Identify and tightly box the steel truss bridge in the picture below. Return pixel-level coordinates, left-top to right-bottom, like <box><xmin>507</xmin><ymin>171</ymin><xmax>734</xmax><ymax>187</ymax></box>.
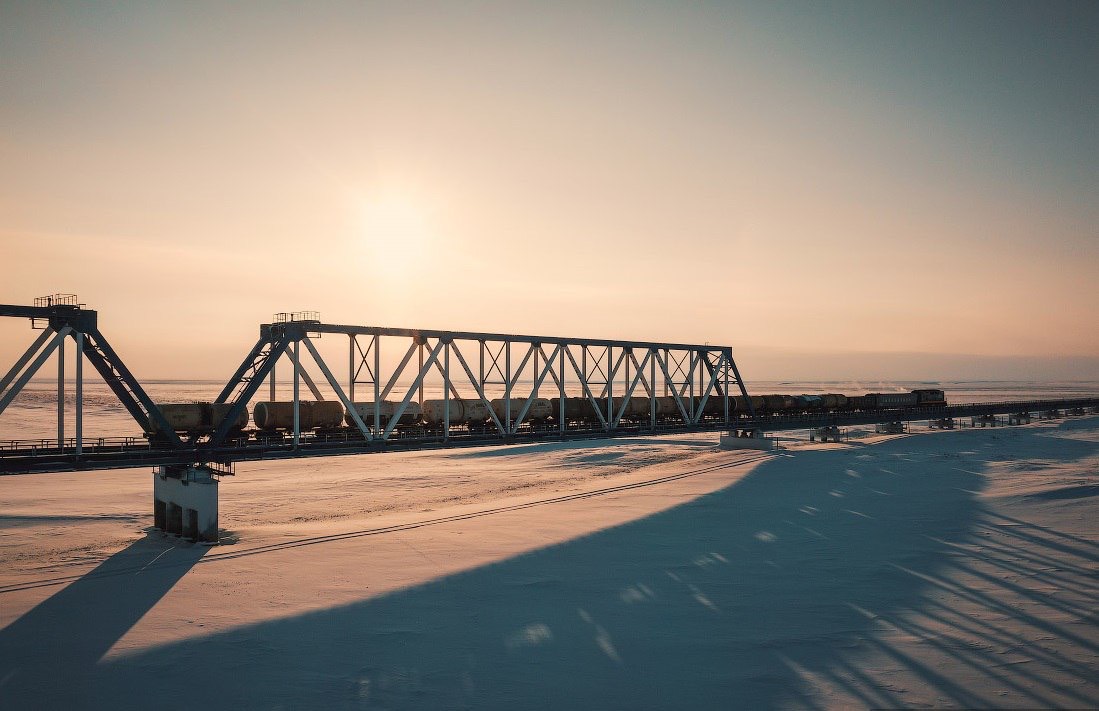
<box><xmin>2</xmin><ymin>298</ymin><xmax>1097</xmax><ymax>475</ymax></box>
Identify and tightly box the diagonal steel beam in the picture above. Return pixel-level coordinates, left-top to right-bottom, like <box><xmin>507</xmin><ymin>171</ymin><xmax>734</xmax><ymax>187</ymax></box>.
<box><xmin>564</xmin><ymin>347</ymin><xmax>608</xmax><ymax>429</ymax></box>
<box><xmin>654</xmin><ymin>350</ymin><xmax>691</xmax><ymax>423</ymax></box>
<box><xmin>612</xmin><ymin>350</ymin><xmax>652</xmax><ymax>426</ymax></box>
<box><xmin>284</xmin><ymin>346</ymin><xmax>324</xmax><ymax>400</ymax></box>
<box><xmin>215</xmin><ymin>335</ymin><xmax>268</xmax><ymax>403</ymax></box>
<box><xmin>79</xmin><ymin>328</ymin><xmax>184</xmax><ymax>447</ymax></box>
<box><xmin>302</xmin><ymin>336</ymin><xmax>371</xmax><ymax>441</ymax></box>
<box><xmin>511</xmin><ymin>344</ymin><xmax>562</xmax><ymax>432</ymax></box>
<box><xmin>0</xmin><ymin>327</ymin><xmax>67</xmax><ymax>416</ymax></box>
<box><xmin>692</xmin><ymin>352</ymin><xmax>724</xmax><ymax>424</ymax></box>
<box><xmin>208</xmin><ymin>337</ymin><xmax>290</xmax><ymax>446</ymax></box>
<box><xmin>382</xmin><ymin>340</ymin><xmax>445</xmax><ymax>439</ymax></box>
<box><xmin>450</xmin><ymin>341</ymin><xmax>507</xmax><ymax>435</ymax></box>
<box><xmin>380</xmin><ymin>341</ymin><xmax>419</xmax><ymax>400</ymax></box>
<box><xmin>0</xmin><ymin>327</ymin><xmax>54</xmax><ymax>397</ymax></box>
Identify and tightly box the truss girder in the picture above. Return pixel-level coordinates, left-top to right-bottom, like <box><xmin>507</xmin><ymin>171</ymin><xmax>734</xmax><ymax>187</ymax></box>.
<box><xmin>197</xmin><ymin>323</ymin><xmax>749</xmax><ymax>451</ymax></box>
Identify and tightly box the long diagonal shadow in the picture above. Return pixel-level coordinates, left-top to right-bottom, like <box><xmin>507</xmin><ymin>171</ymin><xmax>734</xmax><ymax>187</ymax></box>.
<box><xmin>4</xmin><ymin>420</ymin><xmax>1097</xmax><ymax>709</ymax></box>
<box><xmin>0</xmin><ymin>535</ymin><xmax>206</xmax><ymax>708</ymax></box>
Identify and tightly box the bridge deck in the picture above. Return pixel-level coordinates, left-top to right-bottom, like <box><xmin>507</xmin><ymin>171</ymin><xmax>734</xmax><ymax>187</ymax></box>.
<box><xmin>2</xmin><ymin>397</ymin><xmax>1096</xmax><ymax>475</ymax></box>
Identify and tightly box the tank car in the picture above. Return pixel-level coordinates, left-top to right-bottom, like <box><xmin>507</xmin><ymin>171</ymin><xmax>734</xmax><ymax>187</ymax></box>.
<box><xmin>491</xmin><ymin>397</ymin><xmax>553</xmax><ymax>422</ymax></box>
<box><xmin>346</xmin><ymin>401</ymin><xmax>422</xmax><ymax>428</ymax></box>
<box><xmin>252</xmin><ymin>401</ymin><xmax>345</xmax><ymax>430</ymax></box>
<box><xmin>422</xmin><ymin>398</ymin><xmax>491</xmax><ymax>425</ymax></box>
<box><xmin>146</xmin><ymin>402</ymin><xmax>248</xmax><ymax>436</ymax></box>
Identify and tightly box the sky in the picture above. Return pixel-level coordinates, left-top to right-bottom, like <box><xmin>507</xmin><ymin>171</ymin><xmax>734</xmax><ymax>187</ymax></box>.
<box><xmin>1</xmin><ymin>1</ymin><xmax>1097</xmax><ymax>381</ymax></box>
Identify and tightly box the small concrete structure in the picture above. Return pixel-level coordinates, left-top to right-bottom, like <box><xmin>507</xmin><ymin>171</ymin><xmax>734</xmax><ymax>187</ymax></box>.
<box><xmin>1040</xmin><ymin>410</ymin><xmax>1061</xmax><ymax>420</ymax></box>
<box><xmin>719</xmin><ymin>429</ymin><xmax>774</xmax><ymax>451</ymax></box>
<box><xmin>1068</xmin><ymin>407</ymin><xmax>1086</xmax><ymax>416</ymax></box>
<box><xmin>810</xmin><ymin>425</ymin><xmax>844</xmax><ymax>443</ymax></box>
<box><xmin>928</xmin><ymin>418</ymin><xmax>955</xmax><ymax>429</ymax></box>
<box><xmin>971</xmin><ymin>414</ymin><xmax>1000</xmax><ymax>428</ymax></box>
<box><xmin>1008</xmin><ymin>412</ymin><xmax>1031</xmax><ymax>425</ymax></box>
<box><xmin>153</xmin><ymin>464</ymin><xmax>220</xmax><ymax>543</ymax></box>
<box><xmin>875</xmin><ymin>422</ymin><xmax>906</xmax><ymax>434</ymax></box>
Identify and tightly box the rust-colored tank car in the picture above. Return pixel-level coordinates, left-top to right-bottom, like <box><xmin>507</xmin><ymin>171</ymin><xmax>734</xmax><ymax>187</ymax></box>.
<box><xmin>422</xmin><ymin>398</ymin><xmax>492</xmax><ymax>425</ymax></box>
<box><xmin>252</xmin><ymin>401</ymin><xmax>345</xmax><ymax>430</ymax></box>
<box><xmin>346</xmin><ymin>401</ymin><xmax>422</xmax><ymax>427</ymax></box>
<box><xmin>491</xmin><ymin>397</ymin><xmax>553</xmax><ymax>421</ymax></box>
<box><xmin>147</xmin><ymin>402</ymin><xmax>248</xmax><ymax>435</ymax></box>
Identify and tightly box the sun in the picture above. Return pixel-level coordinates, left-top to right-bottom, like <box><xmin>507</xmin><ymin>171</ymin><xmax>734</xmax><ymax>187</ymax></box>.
<box><xmin>355</xmin><ymin>195</ymin><xmax>432</xmax><ymax>271</ymax></box>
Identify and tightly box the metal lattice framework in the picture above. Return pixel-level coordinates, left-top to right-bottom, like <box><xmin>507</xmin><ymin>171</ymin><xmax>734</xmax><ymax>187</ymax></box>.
<box><xmin>209</xmin><ymin>317</ymin><xmax>754</xmax><ymax>447</ymax></box>
<box><xmin>0</xmin><ymin>297</ymin><xmax>183</xmax><ymax>451</ymax></box>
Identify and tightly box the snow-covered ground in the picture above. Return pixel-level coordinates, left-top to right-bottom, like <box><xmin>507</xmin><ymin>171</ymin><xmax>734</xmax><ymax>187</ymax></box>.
<box><xmin>1</xmin><ymin>419</ymin><xmax>1097</xmax><ymax>709</ymax></box>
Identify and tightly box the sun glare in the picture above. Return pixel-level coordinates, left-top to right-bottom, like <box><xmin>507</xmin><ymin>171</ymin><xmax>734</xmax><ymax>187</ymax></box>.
<box><xmin>355</xmin><ymin>195</ymin><xmax>432</xmax><ymax>272</ymax></box>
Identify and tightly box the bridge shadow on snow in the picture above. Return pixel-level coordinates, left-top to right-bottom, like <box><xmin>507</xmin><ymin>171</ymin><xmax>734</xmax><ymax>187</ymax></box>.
<box><xmin>5</xmin><ymin>421</ymin><xmax>1099</xmax><ymax>709</ymax></box>
<box><xmin>0</xmin><ymin>535</ymin><xmax>207</xmax><ymax>707</ymax></box>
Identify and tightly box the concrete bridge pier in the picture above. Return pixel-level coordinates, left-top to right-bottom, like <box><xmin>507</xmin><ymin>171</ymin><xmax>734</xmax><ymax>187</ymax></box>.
<box><xmin>153</xmin><ymin>464</ymin><xmax>221</xmax><ymax>543</ymax></box>
<box><xmin>810</xmin><ymin>426</ymin><xmax>844</xmax><ymax>442</ymax></box>
<box><xmin>971</xmin><ymin>414</ymin><xmax>999</xmax><ymax>428</ymax></box>
<box><xmin>720</xmin><ymin>428</ymin><xmax>774</xmax><ymax>451</ymax></box>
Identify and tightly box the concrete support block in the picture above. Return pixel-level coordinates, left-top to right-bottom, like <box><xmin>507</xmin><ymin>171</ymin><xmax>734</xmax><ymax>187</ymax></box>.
<box><xmin>1040</xmin><ymin>410</ymin><xmax>1061</xmax><ymax>420</ymax></box>
<box><xmin>929</xmin><ymin>418</ymin><xmax>955</xmax><ymax>429</ymax></box>
<box><xmin>720</xmin><ymin>429</ymin><xmax>774</xmax><ymax>451</ymax></box>
<box><xmin>875</xmin><ymin>422</ymin><xmax>905</xmax><ymax>434</ymax></box>
<box><xmin>811</xmin><ymin>426</ymin><xmax>844</xmax><ymax>443</ymax></box>
<box><xmin>1008</xmin><ymin>413</ymin><xmax>1031</xmax><ymax>425</ymax></box>
<box><xmin>153</xmin><ymin>466</ymin><xmax>219</xmax><ymax>543</ymax></box>
<box><xmin>971</xmin><ymin>415</ymin><xmax>999</xmax><ymax>428</ymax></box>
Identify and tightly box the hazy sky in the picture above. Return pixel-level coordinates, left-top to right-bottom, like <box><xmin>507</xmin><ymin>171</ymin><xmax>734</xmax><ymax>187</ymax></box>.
<box><xmin>2</xmin><ymin>1</ymin><xmax>1097</xmax><ymax>380</ymax></box>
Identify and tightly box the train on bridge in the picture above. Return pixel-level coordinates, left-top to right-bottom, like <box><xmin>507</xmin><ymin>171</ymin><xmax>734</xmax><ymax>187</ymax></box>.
<box><xmin>146</xmin><ymin>388</ymin><xmax>948</xmax><ymax>440</ymax></box>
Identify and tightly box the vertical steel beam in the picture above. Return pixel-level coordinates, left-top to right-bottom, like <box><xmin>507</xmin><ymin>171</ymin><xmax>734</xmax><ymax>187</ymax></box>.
<box><xmin>723</xmin><ymin>351</ymin><xmax>730</xmax><ymax>423</ymax></box>
<box><xmin>650</xmin><ymin>348</ymin><xmax>656</xmax><ymax>430</ymax></box>
<box><xmin>75</xmin><ymin>332</ymin><xmax>83</xmax><ymax>455</ymax></box>
<box><xmin>558</xmin><ymin>345</ymin><xmax>566</xmax><ymax>434</ymax></box>
<box><xmin>292</xmin><ymin>339</ymin><xmax>300</xmax><ymax>448</ymax></box>
<box><xmin>418</xmin><ymin>341</ymin><xmax>424</xmax><ymax>410</ymax></box>
<box><xmin>443</xmin><ymin>340</ymin><xmax>451</xmax><ymax>441</ymax></box>
<box><xmin>373</xmin><ymin>335</ymin><xmax>381</xmax><ymax>432</ymax></box>
<box><xmin>349</xmin><ymin>335</ymin><xmax>356</xmax><ymax>403</ymax></box>
<box><xmin>606</xmin><ymin>346</ymin><xmax>613</xmax><ymax>424</ymax></box>
<box><xmin>57</xmin><ymin>333</ymin><xmax>65</xmax><ymax>447</ymax></box>
<box><xmin>505</xmin><ymin>341</ymin><xmax>511</xmax><ymax>432</ymax></box>
<box><xmin>269</xmin><ymin>358</ymin><xmax>276</xmax><ymax>401</ymax></box>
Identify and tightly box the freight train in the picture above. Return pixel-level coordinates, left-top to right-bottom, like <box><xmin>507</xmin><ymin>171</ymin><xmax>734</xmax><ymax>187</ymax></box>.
<box><xmin>146</xmin><ymin>388</ymin><xmax>947</xmax><ymax>438</ymax></box>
